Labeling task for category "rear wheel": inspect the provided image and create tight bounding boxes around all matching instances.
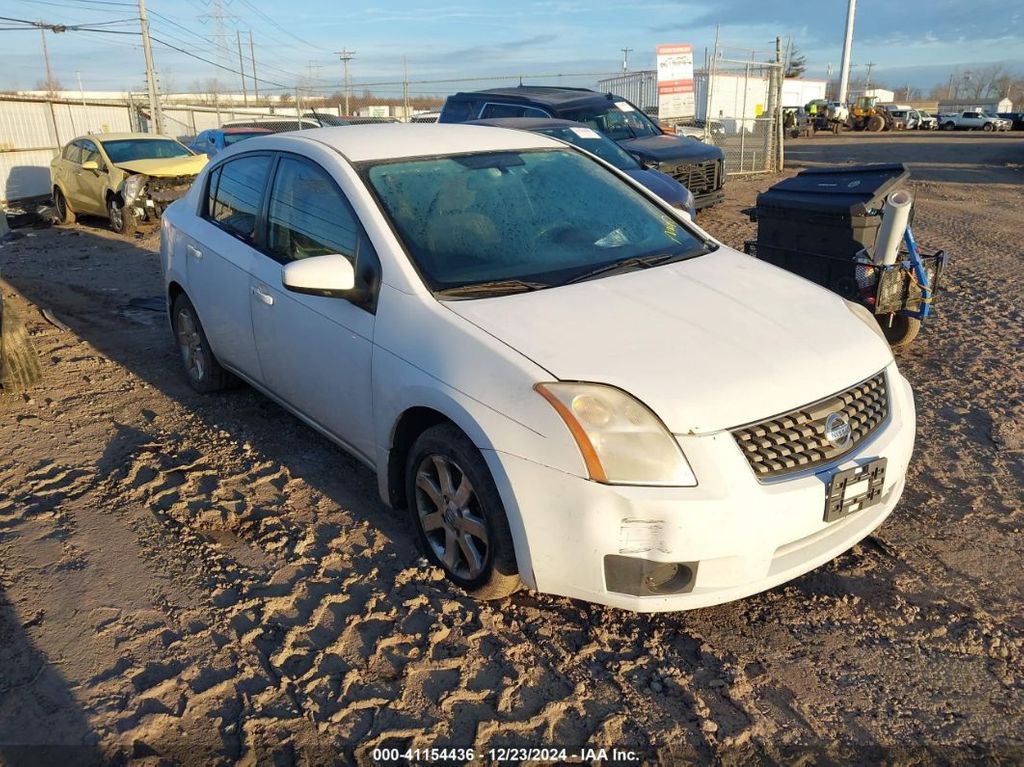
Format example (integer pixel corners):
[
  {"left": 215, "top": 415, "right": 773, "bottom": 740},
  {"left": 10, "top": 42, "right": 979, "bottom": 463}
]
[
  {"left": 171, "top": 294, "right": 233, "bottom": 392},
  {"left": 107, "top": 195, "right": 136, "bottom": 236},
  {"left": 406, "top": 423, "right": 521, "bottom": 600},
  {"left": 52, "top": 187, "right": 75, "bottom": 225},
  {"left": 878, "top": 313, "right": 921, "bottom": 349},
  {"left": 943, "top": 121, "right": 956, "bottom": 131}
]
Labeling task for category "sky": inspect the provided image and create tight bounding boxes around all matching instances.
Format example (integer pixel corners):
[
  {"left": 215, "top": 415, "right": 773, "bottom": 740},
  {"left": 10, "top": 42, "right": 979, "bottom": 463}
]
[{"left": 2, "top": 0, "right": 1022, "bottom": 97}]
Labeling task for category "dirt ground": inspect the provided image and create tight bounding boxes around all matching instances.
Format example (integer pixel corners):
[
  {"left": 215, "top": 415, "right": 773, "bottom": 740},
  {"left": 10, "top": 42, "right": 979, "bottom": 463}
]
[{"left": 1, "top": 133, "right": 1022, "bottom": 765}]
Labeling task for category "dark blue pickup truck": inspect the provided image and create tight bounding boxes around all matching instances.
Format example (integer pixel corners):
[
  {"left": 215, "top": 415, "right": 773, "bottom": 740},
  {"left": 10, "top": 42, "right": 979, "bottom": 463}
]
[{"left": 440, "top": 86, "right": 725, "bottom": 209}]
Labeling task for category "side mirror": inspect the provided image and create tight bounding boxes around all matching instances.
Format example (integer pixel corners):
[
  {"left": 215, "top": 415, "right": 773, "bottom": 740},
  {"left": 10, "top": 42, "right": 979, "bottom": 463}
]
[
  {"left": 281, "top": 254, "right": 356, "bottom": 298},
  {"left": 81, "top": 160, "right": 99, "bottom": 171}
]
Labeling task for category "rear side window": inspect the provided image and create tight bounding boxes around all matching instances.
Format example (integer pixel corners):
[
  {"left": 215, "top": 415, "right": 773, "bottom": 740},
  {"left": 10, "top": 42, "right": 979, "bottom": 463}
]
[
  {"left": 204, "top": 154, "right": 272, "bottom": 243},
  {"left": 79, "top": 140, "right": 101, "bottom": 165},
  {"left": 440, "top": 98, "right": 472, "bottom": 122},
  {"left": 265, "top": 156, "right": 359, "bottom": 264}
]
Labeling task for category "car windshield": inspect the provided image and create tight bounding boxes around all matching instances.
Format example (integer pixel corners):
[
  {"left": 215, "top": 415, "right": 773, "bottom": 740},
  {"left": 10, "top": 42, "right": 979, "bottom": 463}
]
[
  {"left": 533, "top": 126, "right": 639, "bottom": 170},
  {"left": 365, "top": 149, "right": 709, "bottom": 294},
  {"left": 559, "top": 101, "right": 662, "bottom": 140},
  {"left": 223, "top": 131, "right": 268, "bottom": 146},
  {"left": 102, "top": 139, "right": 191, "bottom": 163}
]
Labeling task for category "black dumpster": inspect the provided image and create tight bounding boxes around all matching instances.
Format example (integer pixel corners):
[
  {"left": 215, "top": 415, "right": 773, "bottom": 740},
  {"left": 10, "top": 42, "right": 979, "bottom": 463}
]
[
  {"left": 747, "top": 163, "right": 910, "bottom": 298},
  {"left": 744, "top": 163, "right": 947, "bottom": 348}
]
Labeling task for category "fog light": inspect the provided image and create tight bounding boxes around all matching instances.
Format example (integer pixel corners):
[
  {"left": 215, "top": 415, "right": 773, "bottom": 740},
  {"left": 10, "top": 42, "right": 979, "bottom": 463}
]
[{"left": 604, "top": 555, "right": 697, "bottom": 596}]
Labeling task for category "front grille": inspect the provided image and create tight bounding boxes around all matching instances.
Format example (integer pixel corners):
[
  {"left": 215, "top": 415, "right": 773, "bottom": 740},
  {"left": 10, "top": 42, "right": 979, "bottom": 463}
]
[
  {"left": 731, "top": 372, "right": 889, "bottom": 480},
  {"left": 668, "top": 159, "right": 721, "bottom": 196}
]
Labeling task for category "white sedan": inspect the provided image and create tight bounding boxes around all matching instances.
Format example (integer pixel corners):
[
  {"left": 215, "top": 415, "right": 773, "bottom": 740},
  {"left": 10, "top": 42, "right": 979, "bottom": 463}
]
[{"left": 160, "top": 124, "right": 915, "bottom": 611}]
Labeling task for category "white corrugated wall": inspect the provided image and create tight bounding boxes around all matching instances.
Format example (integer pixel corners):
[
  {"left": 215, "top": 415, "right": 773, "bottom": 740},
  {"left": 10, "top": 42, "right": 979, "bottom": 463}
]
[{"left": 1, "top": 98, "right": 132, "bottom": 203}]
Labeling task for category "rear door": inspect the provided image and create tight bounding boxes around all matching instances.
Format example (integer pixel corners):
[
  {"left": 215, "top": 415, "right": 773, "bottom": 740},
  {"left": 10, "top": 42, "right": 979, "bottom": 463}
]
[
  {"left": 247, "top": 153, "right": 377, "bottom": 462},
  {"left": 183, "top": 153, "right": 273, "bottom": 380}
]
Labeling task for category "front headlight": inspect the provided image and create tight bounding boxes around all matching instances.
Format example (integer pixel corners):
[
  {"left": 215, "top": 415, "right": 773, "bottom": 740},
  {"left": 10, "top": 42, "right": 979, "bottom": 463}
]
[
  {"left": 844, "top": 298, "right": 890, "bottom": 346},
  {"left": 535, "top": 382, "right": 697, "bottom": 486},
  {"left": 121, "top": 174, "right": 147, "bottom": 206}
]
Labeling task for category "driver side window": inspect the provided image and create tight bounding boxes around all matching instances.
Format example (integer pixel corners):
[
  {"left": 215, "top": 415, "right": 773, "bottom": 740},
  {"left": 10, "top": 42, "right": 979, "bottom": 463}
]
[{"left": 265, "top": 157, "right": 359, "bottom": 265}]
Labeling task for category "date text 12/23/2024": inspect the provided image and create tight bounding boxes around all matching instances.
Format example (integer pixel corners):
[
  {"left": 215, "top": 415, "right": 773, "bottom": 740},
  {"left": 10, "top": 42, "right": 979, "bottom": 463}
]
[{"left": 372, "top": 746, "right": 642, "bottom": 763}]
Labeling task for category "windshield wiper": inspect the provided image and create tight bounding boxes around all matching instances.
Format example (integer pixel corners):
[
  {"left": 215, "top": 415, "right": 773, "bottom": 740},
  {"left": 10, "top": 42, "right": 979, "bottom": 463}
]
[
  {"left": 436, "top": 279, "right": 549, "bottom": 299},
  {"left": 564, "top": 253, "right": 682, "bottom": 285}
]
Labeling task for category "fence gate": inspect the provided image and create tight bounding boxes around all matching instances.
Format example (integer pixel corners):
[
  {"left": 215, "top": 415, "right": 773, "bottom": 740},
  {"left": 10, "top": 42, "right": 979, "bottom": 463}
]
[{"left": 702, "top": 51, "right": 784, "bottom": 176}]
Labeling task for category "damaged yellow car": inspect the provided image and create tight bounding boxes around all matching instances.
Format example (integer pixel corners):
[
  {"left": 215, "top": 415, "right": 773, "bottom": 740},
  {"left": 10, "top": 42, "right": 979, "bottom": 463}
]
[{"left": 50, "top": 133, "right": 208, "bottom": 235}]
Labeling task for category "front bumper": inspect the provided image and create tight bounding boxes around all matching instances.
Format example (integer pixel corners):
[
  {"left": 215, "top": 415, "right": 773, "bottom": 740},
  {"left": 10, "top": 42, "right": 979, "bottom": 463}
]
[{"left": 486, "top": 365, "right": 915, "bottom": 612}]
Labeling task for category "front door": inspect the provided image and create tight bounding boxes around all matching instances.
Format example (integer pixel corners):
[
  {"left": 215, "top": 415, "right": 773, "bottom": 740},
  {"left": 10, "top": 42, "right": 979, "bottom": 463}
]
[
  {"left": 74, "top": 139, "right": 108, "bottom": 215},
  {"left": 248, "top": 154, "right": 376, "bottom": 463}
]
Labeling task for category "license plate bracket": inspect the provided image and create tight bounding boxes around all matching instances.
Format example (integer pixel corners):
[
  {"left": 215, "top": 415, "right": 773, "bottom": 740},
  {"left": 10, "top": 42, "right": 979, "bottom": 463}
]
[{"left": 824, "top": 458, "right": 887, "bottom": 523}]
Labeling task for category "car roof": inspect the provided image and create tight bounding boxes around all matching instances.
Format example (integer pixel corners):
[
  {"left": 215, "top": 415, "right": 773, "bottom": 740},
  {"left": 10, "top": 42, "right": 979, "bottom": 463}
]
[
  {"left": 466, "top": 117, "right": 589, "bottom": 131},
  {"left": 450, "top": 86, "right": 618, "bottom": 111},
  {"left": 278, "top": 123, "right": 561, "bottom": 162}
]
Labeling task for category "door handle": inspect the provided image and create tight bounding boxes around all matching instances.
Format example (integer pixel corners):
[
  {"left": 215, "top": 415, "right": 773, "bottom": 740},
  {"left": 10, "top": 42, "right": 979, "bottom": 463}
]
[
  {"left": 252, "top": 284, "right": 274, "bottom": 306},
  {"left": 186, "top": 244, "right": 203, "bottom": 259}
]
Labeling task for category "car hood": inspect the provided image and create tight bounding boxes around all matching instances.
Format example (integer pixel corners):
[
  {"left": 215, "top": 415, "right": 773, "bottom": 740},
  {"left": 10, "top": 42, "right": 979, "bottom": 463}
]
[
  {"left": 444, "top": 247, "right": 893, "bottom": 434},
  {"left": 624, "top": 168, "right": 691, "bottom": 208},
  {"left": 114, "top": 154, "right": 208, "bottom": 177},
  {"left": 617, "top": 134, "right": 724, "bottom": 163}
]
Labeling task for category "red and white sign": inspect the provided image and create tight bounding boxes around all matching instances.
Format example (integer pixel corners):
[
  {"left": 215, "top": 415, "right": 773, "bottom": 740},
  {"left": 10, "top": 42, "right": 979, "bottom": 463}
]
[{"left": 656, "top": 43, "right": 695, "bottom": 119}]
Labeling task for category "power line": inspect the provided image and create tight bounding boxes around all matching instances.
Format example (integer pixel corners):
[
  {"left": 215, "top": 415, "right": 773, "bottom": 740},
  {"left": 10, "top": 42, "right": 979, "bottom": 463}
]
[
  {"left": 149, "top": 34, "right": 294, "bottom": 90},
  {"left": 234, "top": 0, "right": 328, "bottom": 52}
]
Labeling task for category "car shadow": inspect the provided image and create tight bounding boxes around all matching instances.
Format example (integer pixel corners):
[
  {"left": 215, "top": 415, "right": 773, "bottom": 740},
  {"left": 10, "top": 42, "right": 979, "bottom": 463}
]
[{"left": 0, "top": 585, "right": 104, "bottom": 766}]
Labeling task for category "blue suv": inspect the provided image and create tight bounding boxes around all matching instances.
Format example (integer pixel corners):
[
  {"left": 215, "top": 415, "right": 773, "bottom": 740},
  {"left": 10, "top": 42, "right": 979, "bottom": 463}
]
[{"left": 440, "top": 86, "right": 725, "bottom": 209}]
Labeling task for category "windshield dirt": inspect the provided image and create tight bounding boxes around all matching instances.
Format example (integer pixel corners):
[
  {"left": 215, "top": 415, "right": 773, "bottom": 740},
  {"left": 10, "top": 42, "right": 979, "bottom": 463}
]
[{"left": 366, "top": 149, "right": 708, "bottom": 294}]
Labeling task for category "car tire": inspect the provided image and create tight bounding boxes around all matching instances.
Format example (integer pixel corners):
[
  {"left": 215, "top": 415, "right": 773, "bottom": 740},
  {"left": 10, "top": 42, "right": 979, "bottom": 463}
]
[
  {"left": 877, "top": 314, "right": 921, "bottom": 349},
  {"left": 405, "top": 423, "right": 522, "bottom": 600},
  {"left": 107, "top": 195, "right": 136, "bottom": 237},
  {"left": 171, "top": 294, "right": 234, "bottom": 393},
  {"left": 943, "top": 122, "right": 956, "bottom": 131},
  {"left": 53, "top": 187, "right": 75, "bottom": 225},
  {"left": 982, "top": 123, "right": 994, "bottom": 132}
]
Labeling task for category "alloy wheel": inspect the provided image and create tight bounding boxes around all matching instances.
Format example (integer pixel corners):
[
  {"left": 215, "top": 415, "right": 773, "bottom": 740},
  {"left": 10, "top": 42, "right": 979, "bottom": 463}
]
[
  {"left": 108, "top": 200, "right": 124, "bottom": 231},
  {"left": 414, "top": 454, "right": 489, "bottom": 580},
  {"left": 175, "top": 309, "right": 205, "bottom": 382}
]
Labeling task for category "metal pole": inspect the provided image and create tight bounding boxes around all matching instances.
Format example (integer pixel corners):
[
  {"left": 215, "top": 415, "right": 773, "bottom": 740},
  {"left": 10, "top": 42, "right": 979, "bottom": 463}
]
[
  {"left": 337, "top": 49, "right": 354, "bottom": 116},
  {"left": 237, "top": 30, "right": 248, "bottom": 106},
  {"left": 137, "top": 0, "right": 164, "bottom": 133},
  {"left": 40, "top": 27, "right": 56, "bottom": 98},
  {"left": 402, "top": 56, "right": 410, "bottom": 122},
  {"left": 249, "top": 30, "right": 259, "bottom": 104},
  {"left": 77, "top": 71, "right": 86, "bottom": 106},
  {"left": 739, "top": 62, "right": 749, "bottom": 173},
  {"left": 837, "top": 0, "right": 856, "bottom": 104},
  {"left": 776, "top": 36, "right": 784, "bottom": 171}
]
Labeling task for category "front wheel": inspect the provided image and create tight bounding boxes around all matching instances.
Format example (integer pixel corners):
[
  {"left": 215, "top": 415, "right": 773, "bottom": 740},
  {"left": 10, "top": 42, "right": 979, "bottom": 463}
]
[
  {"left": 982, "top": 122, "right": 994, "bottom": 132},
  {"left": 406, "top": 423, "right": 521, "bottom": 600},
  {"left": 107, "top": 196, "right": 136, "bottom": 236},
  {"left": 878, "top": 313, "right": 921, "bottom": 349}
]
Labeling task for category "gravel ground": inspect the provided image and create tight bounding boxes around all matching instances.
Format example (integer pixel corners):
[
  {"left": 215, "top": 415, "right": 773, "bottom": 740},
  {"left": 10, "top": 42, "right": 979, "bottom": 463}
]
[{"left": 0, "top": 134, "right": 1022, "bottom": 765}]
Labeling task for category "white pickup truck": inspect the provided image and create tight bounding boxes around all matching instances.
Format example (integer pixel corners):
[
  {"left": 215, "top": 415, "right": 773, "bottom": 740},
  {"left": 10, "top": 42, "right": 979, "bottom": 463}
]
[{"left": 939, "top": 111, "right": 1011, "bottom": 131}]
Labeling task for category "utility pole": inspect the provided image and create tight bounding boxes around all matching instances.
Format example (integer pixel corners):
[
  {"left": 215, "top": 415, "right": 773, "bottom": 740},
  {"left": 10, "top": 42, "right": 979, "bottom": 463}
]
[
  {"left": 621, "top": 46, "right": 633, "bottom": 74},
  {"left": 864, "top": 61, "right": 875, "bottom": 92},
  {"left": 237, "top": 30, "right": 248, "bottom": 106},
  {"left": 77, "top": 70, "right": 86, "bottom": 106},
  {"left": 837, "top": 0, "right": 856, "bottom": 104},
  {"left": 137, "top": 0, "right": 163, "bottom": 134},
  {"left": 336, "top": 48, "right": 354, "bottom": 116},
  {"left": 402, "top": 56, "right": 410, "bottom": 122},
  {"left": 249, "top": 30, "right": 259, "bottom": 103},
  {"left": 39, "top": 26, "right": 56, "bottom": 97}
]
